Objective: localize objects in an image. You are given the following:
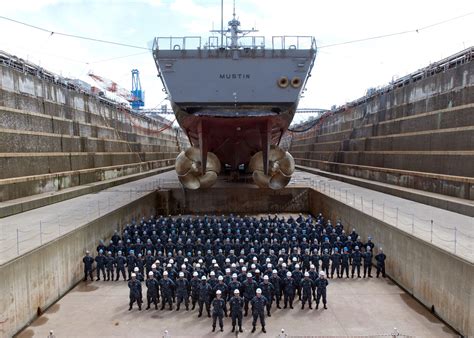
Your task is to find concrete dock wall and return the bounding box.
[309,190,473,337]
[0,192,158,338]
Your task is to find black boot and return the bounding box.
[155,304,158,310]
[301,304,304,310]
[198,312,202,318]
[212,326,216,332]
[161,304,165,311]
[186,305,189,311]
[220,326,223,332]
[146,304,150,310]
[251,326,256,333]
[262,327,266,333]
[267,311,271,317]
[128,305,132,311]
[207,311,211,318]
[239,326,243,333]
[176,304,180,311]
[138,304,142,311]
[232,326,235,333]
[316,303,319,309]
[324,304,327,310]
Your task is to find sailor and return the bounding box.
[82,250,94,282]
[300,272,313,309]
[115,251,127,281]
[321,248,331,276]
[363,246,373,278]
[211,290,226,332]
[176,271,190,310]
[330,247,341,278]
[133,266,144,282]
[340,247,350,278]
[351,246,362,278]
[198,276,212,318]
[128,273,142,311]
[190,271,201,310]
[242,272,257,316]
[259,275,274,317]
[228,273,241,300]
[250,288,267,333]
[315,271,328,310]
[126,250,137,280]
[159,271,175,310]
[146,271,159,310]
[229,289,244,333]
[105,251,115,281]
[214,276,229,316]
[375,248,387,278]
[94,249,106,281]
[270,269,282,309]
[283,271,295,309]
[292,264,303,300]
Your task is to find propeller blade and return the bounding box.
[252,170,270,188]
[268,145,286,162]
[178,172,201,190]
[249,151,264,172]
[206,152,222,174]
[199,171,218,189]
[269,171,291,190]
[278,151,295,176]
[184,147,202,163]
[175,151,193,175]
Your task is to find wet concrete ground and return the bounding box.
[16,276,457,337]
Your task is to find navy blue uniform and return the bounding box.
[82,255,94,281]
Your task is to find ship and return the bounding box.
[152,6,316,189]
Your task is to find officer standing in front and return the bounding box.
[315,271,328,310]
[250,288,267,333]
[375,247,387,278]
[211,290,226,332]
[128,273,143,311]
[229,289,244,333]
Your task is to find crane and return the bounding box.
[130,69,145,109]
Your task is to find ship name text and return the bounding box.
[219,73,251,80]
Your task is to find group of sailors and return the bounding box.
[82,213,387,333]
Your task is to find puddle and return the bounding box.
[399,294,437,323]
[47,303,60,313]
[30,316,48,327]
[15,329,34,338]
[75,283,99,292]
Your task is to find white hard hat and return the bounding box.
[247,273,252,278]
[267,263,272,268]
[256,288,262,294]
[282,263,287,268]
[251,264,256,269]
[218,276,223,281]
[181,264,186,268]
[234,289,240,294]
[167,263,171,268]
[225,268,230,273]
[210,271,215,276]
[319,271,326,276]
[232,273,238,278]
[131,273,136,277]
[263,275,269,280]
[169,259,174,264]
[292,257,297,262]
[272,269,277,274]
[212,259,217,264]
[255,269,260,274]
[148,271,154,276]
[196,263,201,268]
[163,271,168,276]
[310,264,315,269]
[295,264,300,269]
[193,271,198,276]
[286,271,292,277]
[216,290,222,295]
[201,276,207,280]
[266,258,271,262]
[242,267,247,271]
[151,264,157,269]
[179,272,184,277]
[304,272,309,277]
[225,258,230,263]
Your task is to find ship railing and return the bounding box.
[152,36,202,51]
[153,35,317,51]
[272,36,317,50]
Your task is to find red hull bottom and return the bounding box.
[178,114,292,170]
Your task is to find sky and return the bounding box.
[1,0,473,124]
